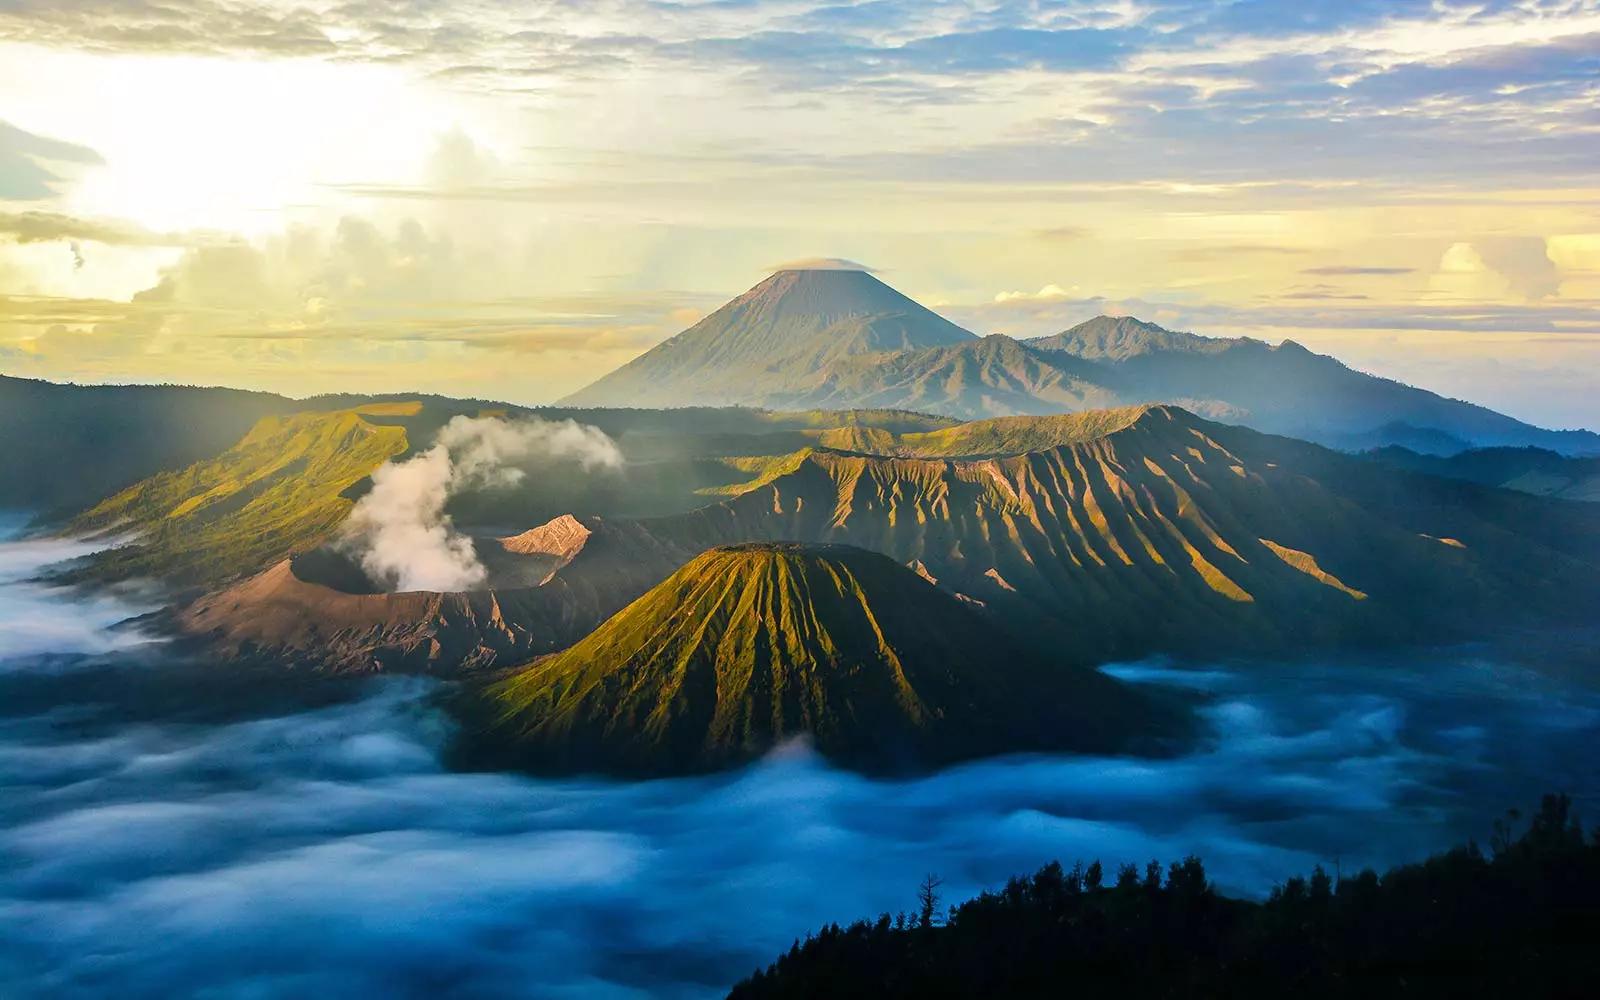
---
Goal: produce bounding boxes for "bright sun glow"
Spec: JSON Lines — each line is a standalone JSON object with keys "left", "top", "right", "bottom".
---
{"left": 0, "top": 44, "right": 467, "bottom": 234}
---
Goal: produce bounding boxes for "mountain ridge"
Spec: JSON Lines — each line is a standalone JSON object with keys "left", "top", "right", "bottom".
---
{"left": 165, "top": 404, "right": 1600, "bottom": 674}
{"left": 562, "top": 269, "right": 1597, "bottom": 453}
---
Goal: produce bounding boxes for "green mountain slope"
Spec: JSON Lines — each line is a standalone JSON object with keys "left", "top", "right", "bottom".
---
{"left": 464, "top": 542, "right": 1187, "bottom": 775}
{"left": 60, "top": 400, "right": 961, "bottom": 587}
{"left": 0, "top": 374, "right": 296, "bottom": 516}
{"left": 70, "top": 404, "right": 413, "bottom": 586}
{"left": 562, "top": 268, "right": 977, "bottom": 408}
{"left": 821, "top": 406, "right": 1156, "bottom": 458}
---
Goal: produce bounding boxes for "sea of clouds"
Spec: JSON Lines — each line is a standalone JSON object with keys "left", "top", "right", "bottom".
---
{"left": 1, "top": 522, "right": 1597, "bottom": 999}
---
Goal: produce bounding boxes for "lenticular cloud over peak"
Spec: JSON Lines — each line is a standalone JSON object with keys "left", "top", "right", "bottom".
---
{"left": 765, "top": 257, "right": 878, "bottom": 273}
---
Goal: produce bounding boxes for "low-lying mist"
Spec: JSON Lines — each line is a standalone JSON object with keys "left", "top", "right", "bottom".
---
{"left": 0, "top": 516, "right": 159, "bottom": 667}
{"left": 1, "top": 526, "right": 1597, "bottom": 999}
{"left": 339, "top": 416, "right": 623, "bottom": 593}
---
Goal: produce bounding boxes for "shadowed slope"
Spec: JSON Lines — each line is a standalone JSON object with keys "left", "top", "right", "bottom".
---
{"left": 790, "top": 335, "right": 1123, "bottom": 419}
{"left": 1028, "top": 315, "right": 1245, "bottom": 360}
{"left": 1365, "top": 445, "right": 1600, "bottom": 502}
{"left": 467, "top": 543, "right": 1186, "bottom": 776}
{"left": 1027, "top": 317, "right": 1600, "bottom": 454}
{"left": 0, "top": 374, "right": 296, "bottom": 516}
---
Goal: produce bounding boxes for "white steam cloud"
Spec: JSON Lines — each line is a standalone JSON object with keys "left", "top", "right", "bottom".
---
{"left": 340, "top": 416, "right": 622, "bottom": 593}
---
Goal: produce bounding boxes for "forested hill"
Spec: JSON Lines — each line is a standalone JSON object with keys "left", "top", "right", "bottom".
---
{"left": 730, "top": 794, "right": 1600, "bottom": 999}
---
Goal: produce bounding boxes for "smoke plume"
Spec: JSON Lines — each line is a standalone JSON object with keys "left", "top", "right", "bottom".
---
{"left": 340, "top": 415, "right": 622, "bottom": 593}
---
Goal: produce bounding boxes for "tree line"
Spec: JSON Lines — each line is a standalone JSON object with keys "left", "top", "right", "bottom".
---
{"left": 730, "top": 794, "right": 1600, "bottom": 998}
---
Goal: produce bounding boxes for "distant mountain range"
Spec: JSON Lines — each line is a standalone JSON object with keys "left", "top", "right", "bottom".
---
{"left": 564, "top": 269, "right": 1600, "bottom": 456}
{"left": 1364, "top": 445, "right": 1600, "bottom": 503}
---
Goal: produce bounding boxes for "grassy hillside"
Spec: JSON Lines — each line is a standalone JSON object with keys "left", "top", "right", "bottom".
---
{"left": 0, "top": 374, "right": 297, "bottom": 516}
{"left": 465, "top": 543, "right": 1186, "bottom": 775}
{"left": 70, "top": 404, "right": 412, "bottom": 586}
{"left": 808, "top": 406, "right": 1157, "bottom": 458}
{"left": 60, "top": 399, "right": 962, "bottom": 586}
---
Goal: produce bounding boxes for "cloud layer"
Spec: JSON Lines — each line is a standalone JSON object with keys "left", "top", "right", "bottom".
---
{"left": 1, "top": 651, "right": 1596, "bottom": 996}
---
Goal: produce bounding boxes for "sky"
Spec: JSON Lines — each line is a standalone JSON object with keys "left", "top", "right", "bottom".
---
{"left": 0, "top": 0, "right": 1597, "bottom": 429}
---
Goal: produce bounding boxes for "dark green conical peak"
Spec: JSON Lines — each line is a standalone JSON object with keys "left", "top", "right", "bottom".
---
{"left": 460, "top": 542, "right": 1186, "bottom": 776}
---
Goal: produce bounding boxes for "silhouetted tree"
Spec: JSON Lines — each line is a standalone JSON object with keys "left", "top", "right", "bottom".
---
{"left": 917, "top": 873, "right": 943, "bottom": 929}
{"left": 1086, "top": 859, "right": 1104, "bottom": 890}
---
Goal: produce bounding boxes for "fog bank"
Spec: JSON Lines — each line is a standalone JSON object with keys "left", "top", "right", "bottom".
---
{"left": 0, "top": 529, "right": 1596, "bottom": 998}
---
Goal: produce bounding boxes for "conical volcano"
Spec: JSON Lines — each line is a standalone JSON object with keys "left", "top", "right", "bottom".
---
{"left": 561, "top": 267, "right": 977, "bottom": 408}
{"left": 459, "top": 542, "right": 1187, "bottom": 776}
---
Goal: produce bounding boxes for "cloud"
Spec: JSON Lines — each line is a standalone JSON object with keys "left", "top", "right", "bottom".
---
{"left": 765, "top": 257, "right": 878, "bottom": 273}
{"left": 0, "top": 120, "right": 103, "bottom": 200}
{"left": 1032, "top": 226, "right": 1090, "bottom": 243}
{"left": 339, "top": 415, "right": 622, "bottom": 593}
{"left": 1278, "top": 290, "right": 1370, "bottom": 301}
{"left": 994, "top": 283, "right": 1073, "bottom": 303}
{"left": 3, "top": 210, "right": 708, "bottom": 358}
{"left": 1170, "top": 245, "right": 1311, "bottom": 263}
{"left": 1301, "top": 266, "right": 1416, "bottom": 276}
{"left": 1547, "top": 234, "right": 1600, "bottom": 274}
{"left": 0, "top": 210, "right": 189, "bottom": 248}
{"left": 1427, "top": 241, "right": 1514, "bottom": 302}
{"left": 0, "top": 519, "right": 158, "bottom": 665}
{"left": 0, "top": 0, "right": 335, "bottom": 57}
{"left": 1477, "top": 237, "right": 1561, "bottom": 300}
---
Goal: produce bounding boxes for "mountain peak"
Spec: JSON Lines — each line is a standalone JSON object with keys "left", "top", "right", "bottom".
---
{"left": 469, "top": 541, "right": 1182, "bottom": 775}
{"left": 562, "top": 268, "right": 976, "bottom": 409}
{"left": 733, "top": 267, "right": 925, "bottom": 318}
{"left": 1028, "top": 315, "right": 1244, "bottom": 360}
